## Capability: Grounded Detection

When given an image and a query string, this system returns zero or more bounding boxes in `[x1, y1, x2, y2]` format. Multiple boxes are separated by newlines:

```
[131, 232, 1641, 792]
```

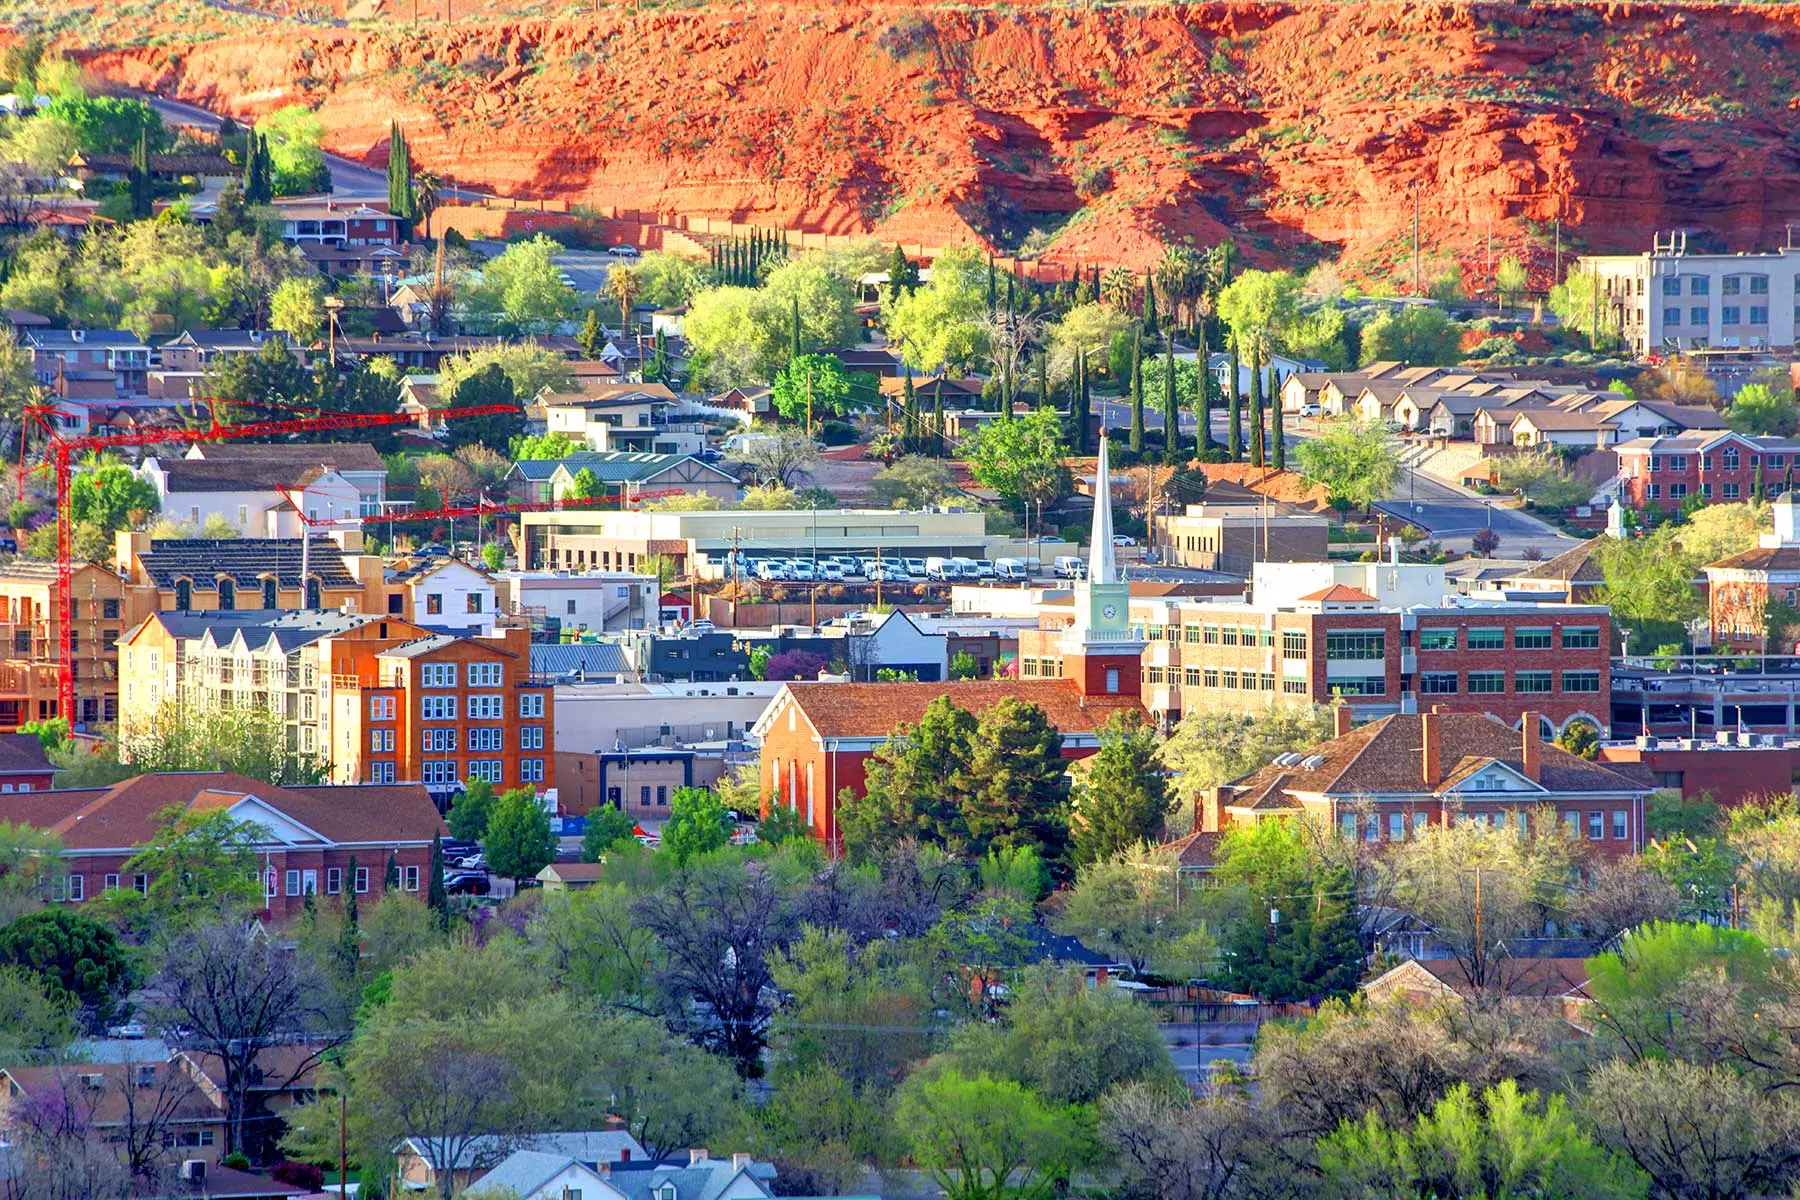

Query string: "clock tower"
[1060, 435, 1146, 698]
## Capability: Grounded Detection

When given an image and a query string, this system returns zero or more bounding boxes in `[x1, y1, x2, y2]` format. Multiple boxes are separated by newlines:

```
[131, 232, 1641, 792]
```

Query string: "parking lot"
[726, 551, 1089, 585]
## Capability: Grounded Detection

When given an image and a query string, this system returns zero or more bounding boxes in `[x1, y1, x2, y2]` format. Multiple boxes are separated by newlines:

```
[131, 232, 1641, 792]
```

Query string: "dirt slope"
[38, 1, 1800, 282]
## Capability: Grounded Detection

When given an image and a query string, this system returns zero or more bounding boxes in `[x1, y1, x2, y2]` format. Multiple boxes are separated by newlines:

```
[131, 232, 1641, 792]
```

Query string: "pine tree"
[987, 258, 997, 316]
[1091, 265, 1101, 300]
[384, 851, 399, 892]
[648, 329, 669, 384]
[1129, 327, 1145, 455]
[1271, 370, 1286, 471]
[1195, 326, 1216, 453]
[1076, 349, 1093, 454]
[888, 244, 911, 303]
[577, 309, 602, 357]
[1249, 346, 1266, 468]
[257, 133, 274, 204]
[1074, 264, 1094, 306]
[127, 128, 152, 220]
[1227, 335, 1243, 462]
[1143, 270, 1159, 337]
[387, 121, 415, 224]
[241, 133, 260, 203]
[427, 834, 449, 932]
[1162, 333, 1180, 464]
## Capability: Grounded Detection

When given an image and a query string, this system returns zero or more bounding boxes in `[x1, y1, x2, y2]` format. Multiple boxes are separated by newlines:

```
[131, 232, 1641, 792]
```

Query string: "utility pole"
[1591, 269, 1601, 353]
[1412, 186, 1421, 296]
[731, 526, 740, 591]
[1553, 217, 1561, 284]
[339, 1088, 348, 1197]
[1472, 867, 1483, 972]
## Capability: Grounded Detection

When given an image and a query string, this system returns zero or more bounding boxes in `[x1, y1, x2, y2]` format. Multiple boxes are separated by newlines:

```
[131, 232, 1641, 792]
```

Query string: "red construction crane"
[29, 402, 518, 723]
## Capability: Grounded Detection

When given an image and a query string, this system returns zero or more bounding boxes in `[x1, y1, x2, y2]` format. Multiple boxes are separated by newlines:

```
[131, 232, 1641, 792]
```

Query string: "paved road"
[141, 93, 388, 197]
[1163, 1026, 1255, 1087]
[1374, 470, 1577, 556]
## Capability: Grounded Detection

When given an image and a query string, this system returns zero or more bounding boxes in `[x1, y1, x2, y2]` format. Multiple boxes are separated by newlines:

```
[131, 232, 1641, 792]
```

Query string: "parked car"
[1111, 534, 1137, 547]
[756, 561, 789, 581]
[925, 556, 954, 580]
[1054, 555, 1087, 579]
[903, 557, 927, 576]
[949, 556, 979, 579]
[995, 557, 1030, 580]
[1300, 403, 1322, 417]
[106, 1022, 146, 1039]
[818, 562, 845, 581]
[608, 244, 641, 258]
[789, 560, 817, 581]
[698, 447, 726, 462]
[445, 872, 491, 896]
[457, 853, 486, 870]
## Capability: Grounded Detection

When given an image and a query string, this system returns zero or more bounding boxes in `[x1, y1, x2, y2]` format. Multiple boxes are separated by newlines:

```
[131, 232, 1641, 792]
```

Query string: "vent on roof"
[1301, 755, 1327, 770]
[1272, 752, 1302, 767]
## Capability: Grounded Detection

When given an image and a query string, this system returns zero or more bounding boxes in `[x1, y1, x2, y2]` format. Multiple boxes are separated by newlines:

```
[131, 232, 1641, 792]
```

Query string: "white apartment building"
[1579, 241, 1800, 357]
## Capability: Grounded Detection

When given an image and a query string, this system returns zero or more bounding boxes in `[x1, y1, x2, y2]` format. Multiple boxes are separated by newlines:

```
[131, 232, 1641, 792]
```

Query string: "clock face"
[1102, 604, 1118, 620]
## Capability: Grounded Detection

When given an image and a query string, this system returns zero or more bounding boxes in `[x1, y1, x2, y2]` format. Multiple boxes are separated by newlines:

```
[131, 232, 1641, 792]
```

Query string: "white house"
[844, 609, 950, 680]
[463, 1152, 611, 1200]
[385, 558, 498, 632]
[500, 571, 660, 633]
[140, 458, 364, 537]
[185, 442, 389, 517]
[1204, 351, 1323, 399]
[541, 383, 677, 451]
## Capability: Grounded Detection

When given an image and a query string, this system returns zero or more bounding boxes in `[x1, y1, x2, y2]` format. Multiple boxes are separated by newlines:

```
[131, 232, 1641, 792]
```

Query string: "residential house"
[0, 735, 55, 792]
[819, 345, 903, 377]
[1706, 491, 1800, 650]
[0, 1061, 225, 1159]
[709, 385, 772, 418]
[0, 559, 141, 728]
[1362, 955, 1595, 1020]
[394, 1129, 647, 1196]
[1493, 538, 1609, 603]
[377, 557, 499, 633]
[67, 151, 234, 193]
[24, 328, 150, 396]
[334, 334, 505, 373]
[541, 383, 679, 451]
[1197, 708, 1653, 857]
[139, 458, 364, 537]
[299, 242, 408, 280]
[158, 330, 295, 373]
[0, 771, 445, 917]
[1208, 351, 1323, 399]
[1506, 408, 1618, 451]
[876, 375, 983, 407]
[500, 571, 660, 635]
[185, 441, 388, 518]
[536, 862, 609, 891]
[504, 451, 738, 508]
[267, 201, 402, 249]
[838, 609, 950, 680]
[1277, 372, 1338, 414]
[175, 1043, 328, 1163]
[1616, 430, 1792, 511]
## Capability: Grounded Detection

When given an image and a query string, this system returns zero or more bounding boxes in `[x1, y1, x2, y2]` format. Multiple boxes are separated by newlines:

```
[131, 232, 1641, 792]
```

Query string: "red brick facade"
[1618, 431, 1794, 512]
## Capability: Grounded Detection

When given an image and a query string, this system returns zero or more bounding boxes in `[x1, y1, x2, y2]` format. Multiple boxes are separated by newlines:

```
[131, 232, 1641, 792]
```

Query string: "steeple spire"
[1088, 434, 1117, 585]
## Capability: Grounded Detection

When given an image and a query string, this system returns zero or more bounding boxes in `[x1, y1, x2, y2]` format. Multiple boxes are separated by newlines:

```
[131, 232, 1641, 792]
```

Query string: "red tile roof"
[1298, 584, 1377, 603]
[0, 773, 445, 850]
[780, 680, 1142, 740]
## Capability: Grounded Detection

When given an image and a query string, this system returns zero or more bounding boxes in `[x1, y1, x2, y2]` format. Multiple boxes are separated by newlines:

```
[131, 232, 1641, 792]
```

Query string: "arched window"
[304, 578, 322, 609]
[174, 580, 191, 612]
[217, 578, 235, 610]
[262, 578, 278, 609]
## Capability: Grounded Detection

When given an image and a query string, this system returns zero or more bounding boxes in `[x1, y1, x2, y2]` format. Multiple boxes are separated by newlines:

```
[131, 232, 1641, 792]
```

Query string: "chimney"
[1333, 701, 1352, 738]
[1388, 536, 1401, 564]
[1201, 787, 1222, 833]
[732, 1154, 753, 1172]
[688, 1149, 708, 1166]
[1421, 711, 1441, 787]
[1521, 712, 1541, 782]
[597, 1163, 612, 1179]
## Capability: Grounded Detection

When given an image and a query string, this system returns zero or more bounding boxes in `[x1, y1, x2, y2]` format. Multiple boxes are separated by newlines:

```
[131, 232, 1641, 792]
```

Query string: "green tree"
[1497, 447, 1592, 509]
[564, 467, 602, 501]
[1728, 382, 1799, 437]
[443, 361, 523, 450]
[100, 805, 267, 934]
[581, 806, 636, 861]
[39, 93, 165, 155]
[962, 408, 1068, 506]
[771, 353, 855, 428]
[386, 120, 415, 223]
[446, 778, 495, 842]
[255, 104, 328, 194]
[684, 258, 861, 388]
[839, 696, 980, 859]
[438, 342, 574, 405]
[1221, 860, 1363, 1001]
[426, 833, 448, 931]
[509, 431, 577, 461]
[963, 698, 1072, 866]
[895, 1069, 1088, 1200]
[269, 274, 325, 345]
[0, 908, 132, 1028]
[1319, 1080, 1646, 1200]
[127, 127, 152, 220]
[1293, 419, 1400, 512]
[1045, 302, 1134, 385]
[1055, 847, 1215, 977]
[1158, 704, 1337, 827]
[950, 650, 980, 680]
[1128, 326, 1145, 454]
[1595, 529, 1704, 647]
[66, 462, 157, 534]
[870, 455, 957, 508]
[482, 786, 556, 885]
[470, 235, 578, 334]
[1494, 255, 1528, 313]
[576, 308, 604, 357]
[1071, 711, 1172, 865]
[480, 542, 505, 571]
[0, 965, 77, 1063]
[660, 786, 733, 865]
[1358, 305, 1464, 366]
[882, 246, 990, 374]
[0, 822, 62, 925]
[119, 700, 327, 786]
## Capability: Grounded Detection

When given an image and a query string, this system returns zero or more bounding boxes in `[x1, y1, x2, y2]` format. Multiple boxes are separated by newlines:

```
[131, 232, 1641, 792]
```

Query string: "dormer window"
[657, 1184, 677, 1200]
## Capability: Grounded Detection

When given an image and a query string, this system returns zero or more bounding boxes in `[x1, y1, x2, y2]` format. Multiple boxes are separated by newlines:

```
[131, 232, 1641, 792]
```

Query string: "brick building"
[755, 436, 1146, 845]
[1706, 491, 1800, 651]
[1199, 708, 1654, 856]
[1597, 735, 1800, 808]
[1152, 504, 1330, 574]
[0, 772, 445, 918]
[1617, 430, 1796, 513]
[327, 625, 555, 802]
[0, 560, 143, 730]
[1125, 583, 1612, 735]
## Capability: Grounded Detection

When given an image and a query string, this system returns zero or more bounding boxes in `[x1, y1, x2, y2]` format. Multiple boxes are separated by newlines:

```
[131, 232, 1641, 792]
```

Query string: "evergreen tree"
[384, 851, 399, 892]
[1196, 326, 1216, 451]
[887, 244, 917, 300]
[902, 369, 918, 449]
[427, 834, 448, 932]
[648, 329, 668, 384]
[1222, 865, 1364, 1002]
[127, 128, 152, 220]
[1076, 348, 1093, 454]
[1226, 335, 1243, 462]
[241, 132, 260, 203]
[1142, 270, 1159, 336]
[1161, 334, 1181, 464]
[1091, 265, 1101, 300]
[1129, 327, 1145, 455]
[1072, 713, 1172, 866]
[987, 258, 997, 317]
[1249, 346, 1266, 468]
[933, 391, 947, 457]
[386, 120, 415, 224]
[791, 293, 802, 363]
[1036, 352, 1051, 411]
[1753, 456, 1765, 502]
[1271, 369, 1286, 471]
[577, 309, 603, 357]
[1074, 264, 1094, 306]
[336, 855, 361, 979]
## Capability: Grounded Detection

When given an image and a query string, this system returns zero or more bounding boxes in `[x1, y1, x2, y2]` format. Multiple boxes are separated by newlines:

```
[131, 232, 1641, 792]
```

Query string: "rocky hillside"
[34, 1, 1800, 282]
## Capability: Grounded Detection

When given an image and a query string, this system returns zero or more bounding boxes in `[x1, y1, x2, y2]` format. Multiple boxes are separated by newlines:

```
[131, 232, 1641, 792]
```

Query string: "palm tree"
[607, 266, 638, 344]
[413, 172, 440, 239]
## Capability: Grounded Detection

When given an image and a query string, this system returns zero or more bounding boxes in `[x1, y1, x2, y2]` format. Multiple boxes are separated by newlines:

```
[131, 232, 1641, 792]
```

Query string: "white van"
[1054, 556, 1087, 579]
[995, 557, 1030, 580]
[925, 556, 954, 580]
[949, 556, 978, 579]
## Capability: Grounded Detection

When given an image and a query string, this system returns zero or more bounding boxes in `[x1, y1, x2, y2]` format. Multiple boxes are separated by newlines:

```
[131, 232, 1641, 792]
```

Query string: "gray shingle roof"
[530, 643, 630, 679]
[136, 539, 359, 590]
[400, 1130, 646, 1171]
[462, 1151, 600, 1198]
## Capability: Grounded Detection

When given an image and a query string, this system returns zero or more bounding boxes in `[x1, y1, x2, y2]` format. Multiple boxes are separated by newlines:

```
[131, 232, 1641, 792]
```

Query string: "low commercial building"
[1597, 734, 1800, 807]
[504, 451, 738, 507]
[1199, 708, 1653, 856]
[1153, 504, 1330, 574]
[0, 771, 445, 918]
[499, 571, 660, 635]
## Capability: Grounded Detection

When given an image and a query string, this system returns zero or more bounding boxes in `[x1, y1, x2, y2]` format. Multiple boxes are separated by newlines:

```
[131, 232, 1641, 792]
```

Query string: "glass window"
[1331, 676, 1385, 696]
[1418, 628, 1458, 651]
[1723, 276, 1741, 295]
[1663, 306, 1681, 326]
[1467, 671, 1506, 694]
[1420, 672, 1458, 694]
[1515, 671, 1552, 694]
[1723, 448, 1740, 470]
[1724, 483, 1741, 500]
[1588, 811, 1604, 840]
[1561, 670, 1602, 693]
[1751, 276, 1769, 295]
[1279, 630, 1307, 658]
[1341, 812, 1356, 839]
[1183, 624, 1200, 643]
[1220, 626, 1239, 646]
[1691, 276, 1709, 295]
[1202, 668, 1219, 688]
[1325, 630, 1386, 660]
[1751, 306, 1769, 325]
[1513, 627, 1552, 650]
[1411, 812, 1429, 837]
[1691, 306, 1708, 326]
[1561, 626, 1600, 649]
[1467, 628, 1505, 650]
[1202, 625, 1219, 645]
[1662, 277, 1681, 296]
[1613, 810, 1628, 839]
[1282, 677, 1308, 695]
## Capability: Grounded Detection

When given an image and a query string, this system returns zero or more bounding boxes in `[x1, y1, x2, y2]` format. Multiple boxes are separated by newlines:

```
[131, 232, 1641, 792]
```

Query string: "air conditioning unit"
[180, 1160, 206, 1183]
[81, 1074, 104, 1090]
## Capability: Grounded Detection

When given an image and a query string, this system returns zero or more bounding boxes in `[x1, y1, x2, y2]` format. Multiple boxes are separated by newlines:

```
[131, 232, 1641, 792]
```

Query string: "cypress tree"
[128, 129, 152, 220]
[1162, 333, 1180, 464]
[1271, 367, 1287, 471]
[1786, 462, 1795, 498]
[578, 309, 602, 357]
[241, 132, 258, 202]
[987, 258, 997, 316]
[902, 369, 918, 449]
[427, 834, 448, 932]
[387, 121, 414, 223]
[1091, 265, 1101, 300]
[1195, 325, 1216, 452]
[888, 244, 911, 302]
[1753, 456, 1765, 502]
[1227, 335, 1243, 462]
[1006, 274, 1016, 319]
[649, 329, 669, 384]
[933, 390, 946, 457]
[1077, 348, 1093, 454]
[1249, 345, 1266, 468]
[384, 851, 399, 892]
[255, 133, 274, 205]
[1129, 327, 1145, 455]
[1143, 270, 1159, 337]
[337, 856, 361, 979]
[1036, 351, 1051, 411]
[791, 294, 802, 363]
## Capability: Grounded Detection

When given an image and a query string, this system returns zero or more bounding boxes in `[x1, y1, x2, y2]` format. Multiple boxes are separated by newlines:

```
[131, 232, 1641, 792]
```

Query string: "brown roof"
[1164, 830, 1223, 869]
[1512, 538, 1606, 584]
[2, 1063, 221, 1129]
[1222, 712, 1647, 810]
[1406, 956, 1593, 999]
[178, 1042, 328, 1094]
[779, 680, 1142, 740]
[1513, 409, 1618, 432]
[192, 441, 386, 475]
[542, 862, 608, 882]
[0, 733, 52, 777]
[0, 773, 445, 851]
[1708, 545, 1800, 572]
